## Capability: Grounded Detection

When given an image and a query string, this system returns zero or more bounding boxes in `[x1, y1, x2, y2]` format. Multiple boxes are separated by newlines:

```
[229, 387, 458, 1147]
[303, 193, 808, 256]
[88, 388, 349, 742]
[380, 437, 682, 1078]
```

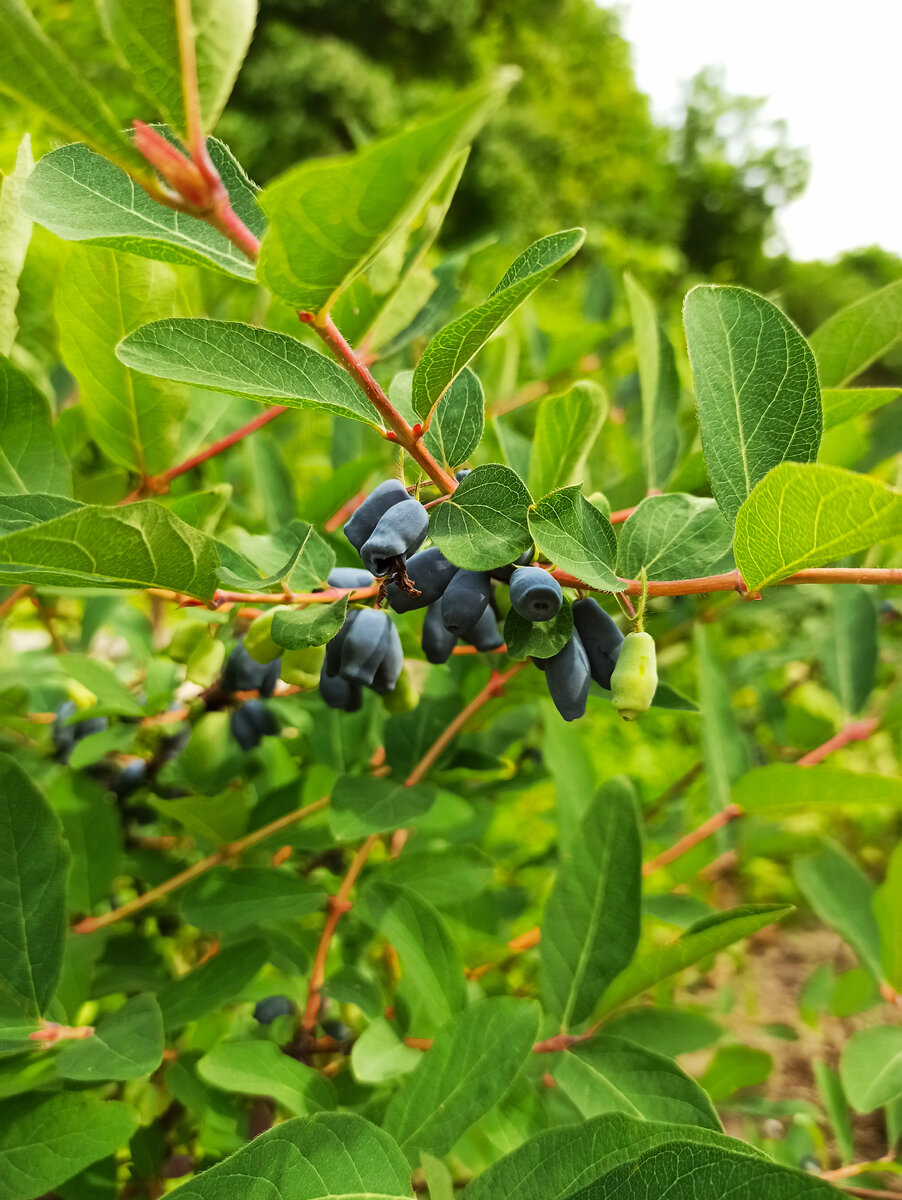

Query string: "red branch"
[642, 804, 743, 876]
[796, 717, 880, 766]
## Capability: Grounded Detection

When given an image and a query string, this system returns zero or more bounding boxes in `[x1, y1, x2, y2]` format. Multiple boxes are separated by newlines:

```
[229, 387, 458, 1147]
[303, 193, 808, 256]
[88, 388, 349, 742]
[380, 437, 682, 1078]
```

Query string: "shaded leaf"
[430, 463, 532, 570]
[874, 842, 902, 991]
[602, 1008, 721, 1058]
[839, 1027, 902, 1112]
[156, 938, 269, 1030]
[528, 486, 619, 590]
[616, 495, 733, 581]
[330, 776, 436, 841]
[527, 381, 607, 499]
[684, 284, 822, 524]
[0, 136, 33, 356]
[504, 602, 573, 662]
[56, 993, 163, 1081]
[794, 841, 883, 978]
[625, 273, 680, 490]
[49, 773, 121, 914]
[699, 1044, 772, 1101]
[822, 585, 878, 716]
[198, 1040, 335, 1117]
[181, 867, 326, 932]
[0, 356, 71, 497]
[424, 367, 485, 468]
[733, 764, 902, 814]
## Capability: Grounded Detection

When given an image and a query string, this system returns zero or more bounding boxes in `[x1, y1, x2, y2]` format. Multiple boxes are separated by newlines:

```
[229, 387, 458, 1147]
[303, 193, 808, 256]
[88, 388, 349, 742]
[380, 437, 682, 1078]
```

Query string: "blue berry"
[253, 995, 294, 1024]
[52, 701, 109, 759]
[339, 609, 392, 687]
[359, 498, 429, 576]
[462, 606, 504, 652]
[371, 622, 404, 694]
[441, 569, 492, 635]
[343, 480, 409, 552]
[572, 598, 624, 689]
[222, 641, 280, 695]
[455, 468, 472, 481]
[544, 631, 591, 721]
[491, 548, 535, 583]
[509, 567, 562, 622]
[230, 700, 278, 750]
[422, 601, 457, 664]
[385, 548, 459, 614]
[319, 665, 363, 712]
[113, 759, 148, 800]
[321, 1018, 352, 1040]
[328, 567, 375, 590]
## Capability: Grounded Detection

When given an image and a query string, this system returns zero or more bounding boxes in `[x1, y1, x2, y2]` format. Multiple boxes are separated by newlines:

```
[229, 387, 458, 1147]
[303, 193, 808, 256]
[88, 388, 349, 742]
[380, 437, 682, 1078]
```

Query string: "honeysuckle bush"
[0, 2, 901, 1198]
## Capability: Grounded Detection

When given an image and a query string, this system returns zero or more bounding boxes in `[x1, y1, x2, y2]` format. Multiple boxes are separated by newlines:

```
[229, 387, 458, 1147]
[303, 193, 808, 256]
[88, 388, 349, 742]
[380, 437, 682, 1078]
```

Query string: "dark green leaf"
[503, 602, 573, 661]
[378, 847, 494, 910]
[0, 356, 70, 497]
[412, 229, 585, 421]
[383, 997, 540, 1160]
[541, 778, 642, 1028]
[55, 993, 163, 1081]
[430, 463, 532, 570]
[684, 285, 822, 524]
[272, 598, 349, 651]
[330, 775, 436, 841]
[602, 1008, 721, 1058]
[424, 367, 484, 468]
[180, 868, 326, 932]
[793, 841, 883, 978]
[822, 585, 878, 716]
[527, 486, 619, 590]
[0, 754, 68, 1020]
[48, 773, 121, 914]
[156, 938, 269, 1030]
[616, 494, 733, 581]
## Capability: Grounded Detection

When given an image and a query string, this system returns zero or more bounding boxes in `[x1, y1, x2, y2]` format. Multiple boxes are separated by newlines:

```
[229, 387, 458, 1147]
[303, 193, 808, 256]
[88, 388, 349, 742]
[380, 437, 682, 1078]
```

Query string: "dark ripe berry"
[324, 609, 361, 676]
[422, 601, 457, 664]
[328, 567, 375, 590]
[340, 609, 392, 687]
[371, 622, 404, 694]
[360, 498, 429, 576]
[509, 566, 563, 622]
[320, 1018, 352, 1040]
[156, 913, 180, 936]
[572, 597, 624, 690]
[52, 701, 108, 758]
[343, 480, 409, 552]
[230, 705, 262, 750]
[222, 641, 272, 694]
[385, 547, 459, 614]
[544, 631, 591, 721]
[462, 606, 504, 652]
[455, 468, 472, 481]
[259, 657, 281, 698]
[491, 547, 535, 583]
[113, 759, 148, 800]
[253, 994, 294, 1024]
[441, 569, 492, 635]
[319, 665, 363, 712]
[242, 699, 279, 737]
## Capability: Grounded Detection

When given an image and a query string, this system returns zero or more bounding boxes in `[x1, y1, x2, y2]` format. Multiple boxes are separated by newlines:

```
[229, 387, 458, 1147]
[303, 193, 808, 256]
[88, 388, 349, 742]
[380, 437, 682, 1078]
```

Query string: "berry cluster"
[221, 641, 281, 749]
[316, 478, 650, 723]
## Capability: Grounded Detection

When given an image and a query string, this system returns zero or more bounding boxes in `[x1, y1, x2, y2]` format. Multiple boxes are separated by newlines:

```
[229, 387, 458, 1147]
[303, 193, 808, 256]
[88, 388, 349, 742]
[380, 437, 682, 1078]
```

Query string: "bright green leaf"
[272, 599, 349, 651]
[528, 486, 620, 590]
[503, 601, 573, 662]
[874, 843, 902, 992]
[794, 842, 883, 978]
[0, 356, 71, 497]
[810, 279, 902, 388]
[350, 1017, 421, 1086]
[55, 993, 163, 1081]
[430, 463, 532, 570]
[0, 135, 33, 356]
[378, 847, 494, 911]
[734, 462, 902, 590]
[616, 494, 733, 582]
[424, 367, 485, 469]
[699, 1044, 772, 1101]
[684, 284, 822, 524]
[156, 938, 269, 1030]
[527, 381, 607, 499]
[602, 1008, 721, 1058]
[840, 1026, 902, 1112]
[822, 586, 878, 716]
[330, 775, 436, 842]
[60, 654, 144, 717]
[695, 625, 748, 821]
[198, 1040, 335, 1117]
[733, 764, 902, 814]
[625, 273, 681, 490]
[823, 387, 902, 430]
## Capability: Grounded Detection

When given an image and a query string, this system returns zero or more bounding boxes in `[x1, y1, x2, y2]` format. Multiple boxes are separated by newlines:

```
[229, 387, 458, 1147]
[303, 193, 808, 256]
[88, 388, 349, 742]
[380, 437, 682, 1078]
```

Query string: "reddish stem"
[642, 804, 743, 876]
[796, 718, 880, 766]
[148, 406, 289, 490]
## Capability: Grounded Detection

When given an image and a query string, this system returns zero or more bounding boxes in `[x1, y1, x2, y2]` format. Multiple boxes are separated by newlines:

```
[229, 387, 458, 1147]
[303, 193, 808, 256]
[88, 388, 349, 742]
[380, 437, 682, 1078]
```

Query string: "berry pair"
[343, 480, 428, 577]
[222, 641, 280, 697]
[320, 608, 404, 712]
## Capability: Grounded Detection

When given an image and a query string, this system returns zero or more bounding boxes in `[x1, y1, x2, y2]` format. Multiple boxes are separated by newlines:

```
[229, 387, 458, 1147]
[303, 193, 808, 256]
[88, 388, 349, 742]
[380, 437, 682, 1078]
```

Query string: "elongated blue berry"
[360, 498, 429, 576]
[510, 566, 562, 622]
[325, 609, 361, 676]
[340, 609, 392, 686]
[544, 631, 591, 721]
[328, 567, 375, 590]
[386, 547, 459, 614]
[422, 601, 456, 664]
[441, 569, 492, 635]
[572, 597, 624, 689]
[319, 664, 363, 712]
[343, 480, 409, 551]
[222, 641, 281, 695]
[371, 622, 404, 694]
[230, 705, 261, 750]
[462, 606, 504, 652]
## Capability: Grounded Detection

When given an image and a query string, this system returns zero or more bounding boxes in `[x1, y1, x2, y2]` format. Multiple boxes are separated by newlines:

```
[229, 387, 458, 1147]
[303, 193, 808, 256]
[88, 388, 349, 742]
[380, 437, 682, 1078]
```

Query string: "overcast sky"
[618, 0, 902, 262]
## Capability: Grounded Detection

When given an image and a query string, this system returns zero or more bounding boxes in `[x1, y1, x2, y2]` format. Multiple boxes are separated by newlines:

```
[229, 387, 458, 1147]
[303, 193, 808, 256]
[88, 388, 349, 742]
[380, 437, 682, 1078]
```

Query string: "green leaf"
[0, 356, 71, 497]
[527, 381, 608, 499]
[616, 494, 733, 581]
[684, 284, 822, 524]
[810, 279, 902, 387]
[412, 229, 585, 421]
[602, 1008, 721, 1058]
[217, 525, 316, 591]
[0, 135, 33, 356]
[554, 1035, 720, 1129]
[0, 754, 68, 1020]
[793, 841, 883, 979]
[541, 778, 642, 1028]
[528, 486, 620, 590]
[24, 139, 263, 281]
[421, 1154, 455, 1200]
[61, 654, 144, 717]
[198, 1040, 335, 1117]
[55, 993, 163, 1081]
[384, 997, 540, 1161]
[56, 246, 188, 476]
[813, 1060, 855, 1166]
[503, 602, 573, 662]
[695, 625, 748, 821]
[0, 493, 81, 533]
[0, 0, 146, 175]
[356, 883, 465, 1034]
[733, 462, 902, 590]
[823, 387, 902, 430]
[822, 586, 878, 716]
[350, 1017, 422, 1085]
[97, 0, 256, 133]
[541, 709, 596, 851]
[156, 938, 269, 1030]
[733, 764, 902, 814]
[596, 905, 793, 1017]
[624, 273, 681, 490]
[180, 867, 326, 932]
[424, 367, 485, 468]
[430, 463, 532, 570]
[465, 1112, 839, 1200]
[330, 776, 436, 842]
[166, 1113, 412, 1200]
[48, 773, 121, 914]
[0, 499, 221, 599]
[271, 599, 349, 651]
[258, 75, 514, 313]
[378, 847, 494, 911]
[117, 318, 380, 427]
[699, 1044, 772, 1101]
[839, 1026, 902, 1112]
[874, 842, 902, 991]
[0, 1092, 139, 1200]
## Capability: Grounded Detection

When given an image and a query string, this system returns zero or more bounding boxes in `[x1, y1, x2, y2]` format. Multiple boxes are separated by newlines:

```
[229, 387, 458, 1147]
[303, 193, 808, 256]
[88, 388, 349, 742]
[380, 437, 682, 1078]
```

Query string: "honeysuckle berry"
[342, 479, 408, 552]
[385, 547, 459, 613]
[371, 621, 404, 694]
[544, 630, 591, 721]
[509, 566, 563, 622]
[319, 664, 363, 712]
[422, 600, 457, 664]
[230, 699, 279, 750]
[491, 548, 535, 583]
[572, 597, 624, 689]
[441, 569, 492, 635]
[610, 631, 657, 720]
[339, 609, 392, 687]
[327, 567, 375, 590]
[359, 497, 429, 576]
[253, 995, 293, 1024]
[462, 605, 504, 652]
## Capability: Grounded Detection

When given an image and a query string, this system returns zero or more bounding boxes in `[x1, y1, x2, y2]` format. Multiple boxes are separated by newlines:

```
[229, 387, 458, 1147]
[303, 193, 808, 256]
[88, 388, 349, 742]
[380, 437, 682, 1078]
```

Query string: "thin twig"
[642, 804, 743, 876]
[796, 718, 880, 766]
[0, 584, 32, 620]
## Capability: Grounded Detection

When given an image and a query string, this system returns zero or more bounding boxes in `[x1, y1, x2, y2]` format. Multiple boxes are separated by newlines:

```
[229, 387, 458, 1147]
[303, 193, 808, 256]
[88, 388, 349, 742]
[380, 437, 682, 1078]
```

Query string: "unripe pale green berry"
[610, 631, 657, 720]
[244, 607, 291, 664]
[280, 645, 326, 689]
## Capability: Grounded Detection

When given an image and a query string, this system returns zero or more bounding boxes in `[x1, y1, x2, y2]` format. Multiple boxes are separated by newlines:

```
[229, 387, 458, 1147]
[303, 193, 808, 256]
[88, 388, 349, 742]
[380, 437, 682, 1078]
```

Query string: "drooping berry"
[544, 631, 591, 721]
[509, 566, 563, 622]
[572, 597, 624, 689]
[441, 569, 492, 635]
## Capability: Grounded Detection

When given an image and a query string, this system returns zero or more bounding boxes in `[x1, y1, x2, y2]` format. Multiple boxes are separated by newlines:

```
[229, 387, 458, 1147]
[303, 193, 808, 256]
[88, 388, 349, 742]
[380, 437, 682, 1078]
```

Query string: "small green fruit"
[186, 635, 226, 687]
[610, 630, 657, 720]
[168, 618, 206, 664]
[244, 608, 290, 664]
[280, 645, 326, 689]
[380, 667, 418, 714]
